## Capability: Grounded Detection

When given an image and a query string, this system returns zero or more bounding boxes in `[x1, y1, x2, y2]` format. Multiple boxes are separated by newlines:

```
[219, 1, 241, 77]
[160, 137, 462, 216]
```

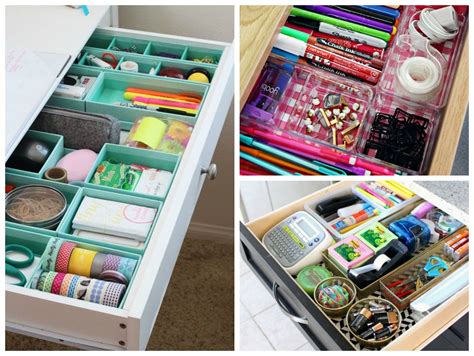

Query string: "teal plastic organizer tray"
[6, 227, 142, 309]
[84, 143, 180, 200]
[58, 187, 163, 254]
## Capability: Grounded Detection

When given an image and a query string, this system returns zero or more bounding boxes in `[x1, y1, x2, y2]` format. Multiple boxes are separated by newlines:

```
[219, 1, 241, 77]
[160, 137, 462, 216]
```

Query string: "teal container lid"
[296, 265, 333, 295]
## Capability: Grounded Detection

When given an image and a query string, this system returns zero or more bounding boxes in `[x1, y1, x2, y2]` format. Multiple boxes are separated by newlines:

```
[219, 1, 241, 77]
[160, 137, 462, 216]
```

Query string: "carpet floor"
[6, 236, 234, 351]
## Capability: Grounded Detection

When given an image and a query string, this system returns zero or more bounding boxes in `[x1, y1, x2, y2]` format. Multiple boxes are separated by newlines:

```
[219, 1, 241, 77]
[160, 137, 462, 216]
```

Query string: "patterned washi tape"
[42, 238, 62, 271]
[86, 279, 107, 304]
[55, 241, 77, 273]
[102, 254, 121, 272]
[60, 273, 75, 296]
[117, 257, 137, 282]
[30, 269, 43, 290]
[42, 271, 58, 293]
[36, 272, 47, 291]
[67, 275, 80, 298]
[73, 276, 93, 300]
[51, 272, 67, 294]
[102, 282, 126, 308]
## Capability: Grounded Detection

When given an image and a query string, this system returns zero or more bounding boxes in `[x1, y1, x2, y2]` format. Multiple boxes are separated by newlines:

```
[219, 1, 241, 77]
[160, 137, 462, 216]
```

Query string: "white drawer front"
[6, 26, 234, 350]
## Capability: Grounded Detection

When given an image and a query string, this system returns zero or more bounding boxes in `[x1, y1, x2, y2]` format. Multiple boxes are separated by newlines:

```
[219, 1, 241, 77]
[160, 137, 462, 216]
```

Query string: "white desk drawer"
[6, 26, 234, 350]
[240, 181, 468, 350]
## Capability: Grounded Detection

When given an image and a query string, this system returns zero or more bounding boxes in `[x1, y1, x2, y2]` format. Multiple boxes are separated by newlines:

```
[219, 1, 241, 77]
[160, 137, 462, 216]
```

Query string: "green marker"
[291, 7, 391, 42]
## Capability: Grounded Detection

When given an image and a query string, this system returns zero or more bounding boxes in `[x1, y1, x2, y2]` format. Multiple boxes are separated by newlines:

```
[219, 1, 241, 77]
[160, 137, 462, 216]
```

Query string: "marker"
[354, 186, 390, 208]
[133, 96, 200, 110]
[287, 17, 386, 57]
[240, 151, 293, 176]
[285, 16, 387, 49]
[241, 133, 343, 176]
[240, 145, 317, 175]
[359, 182, 394, 207]
[297, 5, 397, 34]
[378, 181, 412, 200]
[242, 127, 396, 175]
[360, 6, 400, 20]
[276, 33, 381, 84]
[291, 7, 391, 42]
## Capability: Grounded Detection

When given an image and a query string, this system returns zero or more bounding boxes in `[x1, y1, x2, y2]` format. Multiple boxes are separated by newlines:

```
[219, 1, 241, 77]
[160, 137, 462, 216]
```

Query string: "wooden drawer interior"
[244, 181, 469, 350]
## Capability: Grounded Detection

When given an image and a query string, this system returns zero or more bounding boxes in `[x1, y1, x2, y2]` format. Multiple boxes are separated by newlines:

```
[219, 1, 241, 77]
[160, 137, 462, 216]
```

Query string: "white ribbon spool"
[120, 60, 139, 72]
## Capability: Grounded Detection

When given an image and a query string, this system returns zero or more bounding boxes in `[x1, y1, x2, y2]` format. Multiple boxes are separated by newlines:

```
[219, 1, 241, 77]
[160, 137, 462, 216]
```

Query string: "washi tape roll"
[120, 60, 139, 72]
[86, 279, 107, 304]
[67, 275, 80, 298]
[90, 253, 107, 278]
[51, 272, 67, 294]
[60, 273, 75, 296]
[68, 247, 97, 277]
[36, 272, 47, 291]
[30, 270, 43, 290]
[42, 271, 58, 293]
[73, 276, 93, 300]
[42, 238, 63, 271]
[102, 254, 121, 272]
[117, 257, 137, 282]
[102, 282, 126, 308]
[55, 241, 77, 273]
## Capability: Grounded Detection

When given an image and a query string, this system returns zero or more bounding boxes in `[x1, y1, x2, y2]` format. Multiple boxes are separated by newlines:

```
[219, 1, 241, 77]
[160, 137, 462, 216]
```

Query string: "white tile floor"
[240, 256, 313, 351]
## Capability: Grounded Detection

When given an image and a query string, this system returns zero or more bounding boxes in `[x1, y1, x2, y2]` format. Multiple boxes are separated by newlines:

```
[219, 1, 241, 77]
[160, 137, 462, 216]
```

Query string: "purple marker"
[299, 5, 395, 35]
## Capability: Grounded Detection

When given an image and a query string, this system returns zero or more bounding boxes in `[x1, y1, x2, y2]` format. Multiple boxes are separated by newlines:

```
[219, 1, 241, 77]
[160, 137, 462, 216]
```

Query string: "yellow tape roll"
[68, 248, 97, 277]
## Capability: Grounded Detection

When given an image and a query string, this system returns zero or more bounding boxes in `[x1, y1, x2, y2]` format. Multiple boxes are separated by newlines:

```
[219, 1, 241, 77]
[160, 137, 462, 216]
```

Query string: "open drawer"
[5, 24, 234, 350]
[240, 6, 469, 175]
[240, 181, 468, 350]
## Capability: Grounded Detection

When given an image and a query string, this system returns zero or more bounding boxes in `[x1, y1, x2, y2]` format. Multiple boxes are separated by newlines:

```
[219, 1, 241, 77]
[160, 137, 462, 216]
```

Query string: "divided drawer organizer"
[240, 181, 469, 350]
[240, 5, 469, 175]
[5, 27, 233, 350]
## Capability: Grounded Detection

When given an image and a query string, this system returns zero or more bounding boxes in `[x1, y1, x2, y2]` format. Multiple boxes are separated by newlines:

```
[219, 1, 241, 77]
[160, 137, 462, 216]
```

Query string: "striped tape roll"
[35, 271, 47, 291]
[67, 275, 80, 298]
[60, 273, 75, 296]
[42, 271, 58, 293]
[55, 241, 77, 273]
[51, 272, 67, 294]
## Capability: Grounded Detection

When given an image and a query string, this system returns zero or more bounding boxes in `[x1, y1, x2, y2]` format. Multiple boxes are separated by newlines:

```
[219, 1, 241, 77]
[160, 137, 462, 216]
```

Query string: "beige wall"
[118, 6, 235, 228]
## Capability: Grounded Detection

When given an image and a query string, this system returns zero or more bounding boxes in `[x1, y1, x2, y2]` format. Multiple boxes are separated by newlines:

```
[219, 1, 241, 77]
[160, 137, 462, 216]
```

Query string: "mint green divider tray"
[13, 228, 142, 309]
[85, 33, 114, 49]
[58, 187, 163, 255]
[47, 66, 104, 111]
[185, 46, 222, 65]
[108, 36, 151, 55]
[6, 227, 52, 287]
[78, 48, 162, 77]
[5, 173, 82, 237]
[85, 71, 208, 126]
[6, 130, 64, 179]
[146, 40, 187, 59]
[83, 143, 180, 200]
[156, 58, 216, 83]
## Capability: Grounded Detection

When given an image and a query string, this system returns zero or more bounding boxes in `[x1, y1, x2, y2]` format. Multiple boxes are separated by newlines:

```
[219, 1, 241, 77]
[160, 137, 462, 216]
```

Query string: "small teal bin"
[156, 58, 216, 83]
[5, 173, 82, 237]
[84, 143, 180, 200]
[6, 131, 64, 179]
[146, 41, 187, 59]
[47, 66, 103, 111]
[6, 227, 142, 309]
[85, 33, 114, 49]
[109, 36, 151, 55]
[85, 71, 208, 125]
[185, 46, 222, 65]
[58, 187, 162, 254]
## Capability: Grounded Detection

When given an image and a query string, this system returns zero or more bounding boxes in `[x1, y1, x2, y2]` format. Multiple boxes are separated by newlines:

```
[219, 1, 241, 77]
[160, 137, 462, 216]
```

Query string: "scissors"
[6, 244, 35, 286]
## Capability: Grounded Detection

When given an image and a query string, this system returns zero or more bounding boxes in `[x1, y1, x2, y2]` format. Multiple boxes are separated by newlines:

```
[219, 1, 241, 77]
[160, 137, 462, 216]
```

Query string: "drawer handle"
[201, 163, 217, 180]
[272, 282, 309, 325]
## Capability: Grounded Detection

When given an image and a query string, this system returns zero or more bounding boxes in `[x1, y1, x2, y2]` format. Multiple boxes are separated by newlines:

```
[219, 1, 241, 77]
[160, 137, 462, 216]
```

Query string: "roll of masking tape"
[68, 248, 97, 277]
[120, 60, 139, 72]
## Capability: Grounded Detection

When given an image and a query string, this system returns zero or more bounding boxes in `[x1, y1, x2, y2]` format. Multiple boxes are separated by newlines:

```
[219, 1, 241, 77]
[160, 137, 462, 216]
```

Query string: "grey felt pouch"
[31, 107, 121, 153]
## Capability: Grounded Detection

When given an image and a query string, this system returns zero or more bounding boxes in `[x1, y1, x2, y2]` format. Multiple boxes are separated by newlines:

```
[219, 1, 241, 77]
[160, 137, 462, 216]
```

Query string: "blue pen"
[240, 151, 293, 176]
[361, 6, 400, 19]
[241, 134, 343, 176]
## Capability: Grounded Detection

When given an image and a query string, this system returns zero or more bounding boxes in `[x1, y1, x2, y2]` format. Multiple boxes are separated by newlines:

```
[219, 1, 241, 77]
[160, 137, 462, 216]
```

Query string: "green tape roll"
[296, 265, 333, 295]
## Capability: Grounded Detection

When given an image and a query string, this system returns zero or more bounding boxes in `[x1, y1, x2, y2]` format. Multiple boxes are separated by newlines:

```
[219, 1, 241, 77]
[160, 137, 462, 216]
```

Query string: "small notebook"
[72, 197, 156, 241]
[73, 230, 145, 249]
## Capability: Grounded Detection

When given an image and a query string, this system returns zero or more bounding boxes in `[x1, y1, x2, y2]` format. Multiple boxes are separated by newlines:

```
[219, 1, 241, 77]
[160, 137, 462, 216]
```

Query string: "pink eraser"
[411, 202, 435, 219]
[56, 149, 98, 182]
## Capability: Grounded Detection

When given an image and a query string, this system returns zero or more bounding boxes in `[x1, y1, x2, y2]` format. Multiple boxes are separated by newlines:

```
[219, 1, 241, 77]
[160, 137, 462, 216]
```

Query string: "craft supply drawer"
[240, 182, 468, 350]
[5, 25, 234, 350]
[240, 6, 469, 175]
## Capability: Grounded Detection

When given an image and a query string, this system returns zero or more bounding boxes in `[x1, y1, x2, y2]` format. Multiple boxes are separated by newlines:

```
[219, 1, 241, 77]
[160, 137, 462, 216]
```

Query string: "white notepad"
[73, 230, 145, 249]
[72, 197, 157, 241]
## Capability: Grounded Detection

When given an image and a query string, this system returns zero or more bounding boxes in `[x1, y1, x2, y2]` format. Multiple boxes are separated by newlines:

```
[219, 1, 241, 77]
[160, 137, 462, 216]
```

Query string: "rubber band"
[101, 52, 118, 68]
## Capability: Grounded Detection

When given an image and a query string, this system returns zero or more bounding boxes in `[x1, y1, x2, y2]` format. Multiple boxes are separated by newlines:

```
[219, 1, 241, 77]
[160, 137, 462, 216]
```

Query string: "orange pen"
[240, 146, 319, 175]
